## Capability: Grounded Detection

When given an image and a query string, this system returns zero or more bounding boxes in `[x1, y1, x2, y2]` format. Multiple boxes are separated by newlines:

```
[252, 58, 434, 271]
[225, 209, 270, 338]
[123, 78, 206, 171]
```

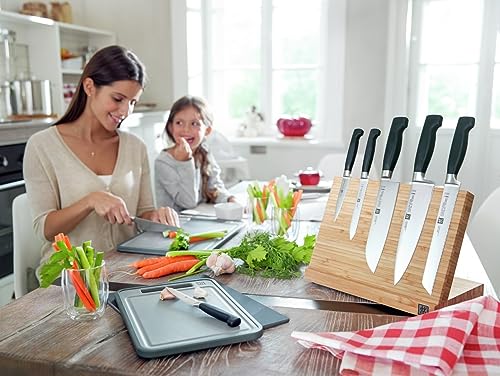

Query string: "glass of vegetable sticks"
[247, 181, 271, 225]
[61, 261, 109, 320]
[271, 205, 300, 241]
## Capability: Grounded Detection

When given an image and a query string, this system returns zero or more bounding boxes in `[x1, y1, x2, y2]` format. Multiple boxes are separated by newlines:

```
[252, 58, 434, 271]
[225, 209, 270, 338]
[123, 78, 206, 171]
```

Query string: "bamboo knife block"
[305, 176, 482, 315]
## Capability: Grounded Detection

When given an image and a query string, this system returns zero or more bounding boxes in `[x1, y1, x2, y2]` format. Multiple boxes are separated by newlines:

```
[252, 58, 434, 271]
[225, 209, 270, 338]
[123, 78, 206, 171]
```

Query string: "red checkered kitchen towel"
[292, 296, 500, 375]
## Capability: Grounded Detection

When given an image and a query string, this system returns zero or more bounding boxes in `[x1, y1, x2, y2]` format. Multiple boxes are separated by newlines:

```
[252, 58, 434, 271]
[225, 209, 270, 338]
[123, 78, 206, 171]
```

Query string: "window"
[408, 0, 500, 129]
[173, 0, 344, 139]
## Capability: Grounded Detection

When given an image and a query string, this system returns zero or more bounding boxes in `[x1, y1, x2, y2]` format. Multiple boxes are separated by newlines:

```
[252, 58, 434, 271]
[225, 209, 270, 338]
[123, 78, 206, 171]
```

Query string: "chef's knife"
[334, 128, 364, 221]
[166, 287, 241, 327]
[132, 216, 181, 233]
[394, 114, 443, 285]
[365, 117, 409, 272]
[349, 128, 381, 239]
[421, 116, 475, 294]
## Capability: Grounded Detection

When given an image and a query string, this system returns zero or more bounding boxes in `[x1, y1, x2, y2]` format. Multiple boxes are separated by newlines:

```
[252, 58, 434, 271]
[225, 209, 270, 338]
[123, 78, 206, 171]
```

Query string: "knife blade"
[394, 114, 443, 285]
[365, 117, 409, 272]
[421, 116, 475, 295]
[166, 287, 241, 327]
[132, 216, 181, 233]
[334, 128, 364, 221]
[349, 128, 381, 239]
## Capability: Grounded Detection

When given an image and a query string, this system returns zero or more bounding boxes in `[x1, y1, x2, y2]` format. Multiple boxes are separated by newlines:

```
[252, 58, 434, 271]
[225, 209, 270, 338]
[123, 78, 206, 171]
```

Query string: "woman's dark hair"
[54, 45, 146, 125]
[165, 95, 218, 203]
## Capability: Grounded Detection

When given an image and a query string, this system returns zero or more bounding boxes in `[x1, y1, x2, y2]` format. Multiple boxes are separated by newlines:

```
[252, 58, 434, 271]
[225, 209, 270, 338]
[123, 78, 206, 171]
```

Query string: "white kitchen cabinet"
[0, 10, 115, 117]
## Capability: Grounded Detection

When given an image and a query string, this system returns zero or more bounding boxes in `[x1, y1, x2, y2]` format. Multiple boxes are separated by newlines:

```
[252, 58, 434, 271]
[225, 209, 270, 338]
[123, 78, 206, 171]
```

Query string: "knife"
[349, 128, 381, 239]
[166, 287, 242, 327]
[132, 216, 181, 233]
[365, 117, 409, 272]
[334, 128, 364, 221]
[394, 114, 443, 285]
[421, 116, 475, 294]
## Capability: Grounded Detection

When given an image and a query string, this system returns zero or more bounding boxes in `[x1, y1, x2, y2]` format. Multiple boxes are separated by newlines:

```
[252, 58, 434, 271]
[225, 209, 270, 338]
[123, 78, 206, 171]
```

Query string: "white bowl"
[214, 202, 244, 221]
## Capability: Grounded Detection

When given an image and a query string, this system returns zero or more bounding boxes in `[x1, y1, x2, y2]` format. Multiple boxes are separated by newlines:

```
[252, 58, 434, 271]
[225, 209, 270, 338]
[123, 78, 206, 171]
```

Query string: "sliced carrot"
[52, 242, 60, 251]
[168, 231, 177, 239]
[292, 190, 303, 216]
[255, 199, 265, 223]
[69, 271, 95, 312]
[189, 236, 211, 243]
[63, 235, 72, 250]
[136, 255, 197, 276]
[142, 259, 199, 279]
[71, 262, 96, 310]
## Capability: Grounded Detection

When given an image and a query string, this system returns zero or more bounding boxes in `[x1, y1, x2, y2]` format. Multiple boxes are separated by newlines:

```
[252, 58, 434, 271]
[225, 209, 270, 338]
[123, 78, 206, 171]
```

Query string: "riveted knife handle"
[382, 117, 409, 172]
[344, 128, 364, 172]
[199, 302, 241, 327]
[414, 114, 443, 173]
[362, 128, 381, 174]
[447, 116, 475, 176]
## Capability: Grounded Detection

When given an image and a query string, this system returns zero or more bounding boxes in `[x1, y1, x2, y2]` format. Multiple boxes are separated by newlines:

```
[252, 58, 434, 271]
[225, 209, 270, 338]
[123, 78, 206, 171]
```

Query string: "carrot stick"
[69, 271, 95, 311]
[131, 256, 171, 269]
[292, 190, 303, 216]
[142, 259, 199, 279]
[136, 255, 197, 276]
[188, 236, 210, 243]
[70, 263, 96, 310]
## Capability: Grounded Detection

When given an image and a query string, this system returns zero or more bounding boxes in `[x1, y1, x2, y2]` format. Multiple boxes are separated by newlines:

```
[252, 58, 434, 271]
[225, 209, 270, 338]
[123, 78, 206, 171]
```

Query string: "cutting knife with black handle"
[421, 116, 475, 295]
[166, 287, 242, 327]
[394, 114, 443, 285]
[334, 128, 364, 221]
[132, 216, 181, 233]
[365, 117, 409, 272]
[349, 128, 381, 239]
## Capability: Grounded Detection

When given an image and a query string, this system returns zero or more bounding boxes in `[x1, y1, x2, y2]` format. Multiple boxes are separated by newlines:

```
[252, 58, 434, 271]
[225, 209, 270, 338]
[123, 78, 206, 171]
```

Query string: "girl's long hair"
[165, 95, 218, 203]
[54, 45, 146, 125]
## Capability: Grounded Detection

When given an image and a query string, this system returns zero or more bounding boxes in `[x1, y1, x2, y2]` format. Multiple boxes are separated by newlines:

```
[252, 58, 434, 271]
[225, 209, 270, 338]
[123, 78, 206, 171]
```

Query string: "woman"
[24, 45, 179, 274]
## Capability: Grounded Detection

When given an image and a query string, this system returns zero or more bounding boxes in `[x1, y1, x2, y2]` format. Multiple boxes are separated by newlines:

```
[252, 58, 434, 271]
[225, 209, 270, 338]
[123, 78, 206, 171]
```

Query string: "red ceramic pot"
[298, 167, 321, 186]
[276, 116, 312, 137]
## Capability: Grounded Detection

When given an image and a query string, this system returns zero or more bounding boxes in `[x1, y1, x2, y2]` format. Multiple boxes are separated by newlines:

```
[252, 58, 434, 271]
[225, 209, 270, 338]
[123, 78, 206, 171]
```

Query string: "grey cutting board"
[117, 217, 244, 255]
[115, 278, 263, 358]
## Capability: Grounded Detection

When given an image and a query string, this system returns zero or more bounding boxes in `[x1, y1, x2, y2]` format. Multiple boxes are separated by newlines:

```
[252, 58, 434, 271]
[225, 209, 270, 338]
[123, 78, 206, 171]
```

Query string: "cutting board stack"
[305, 115, 482, 315]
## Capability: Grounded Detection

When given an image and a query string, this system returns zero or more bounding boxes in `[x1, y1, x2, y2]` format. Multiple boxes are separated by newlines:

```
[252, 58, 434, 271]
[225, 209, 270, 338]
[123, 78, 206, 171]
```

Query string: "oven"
[0, 142, 26, 283]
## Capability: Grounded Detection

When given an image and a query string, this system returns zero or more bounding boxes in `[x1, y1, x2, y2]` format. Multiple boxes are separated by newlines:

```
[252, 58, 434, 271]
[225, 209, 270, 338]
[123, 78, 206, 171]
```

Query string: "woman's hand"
[143, 207, 180, 227]
[171, 137, 192, 161]
[89, 191, 132, 225]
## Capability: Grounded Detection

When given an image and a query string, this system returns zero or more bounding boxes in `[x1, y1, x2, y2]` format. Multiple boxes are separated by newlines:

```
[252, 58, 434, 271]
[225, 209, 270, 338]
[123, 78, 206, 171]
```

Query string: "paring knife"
[349, 128, 381, 239]
[365, 117, 408, 272]
[132, 216, 181, 233]
[421, 116, 475, 295]
[334, 128, 364, 221]
[394, 114, 443, 285]
[166, 287, 242, 327]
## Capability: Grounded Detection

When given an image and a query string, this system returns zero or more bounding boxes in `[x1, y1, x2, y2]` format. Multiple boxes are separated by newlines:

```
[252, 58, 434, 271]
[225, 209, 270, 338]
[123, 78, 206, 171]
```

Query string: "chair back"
[467, 186, 500, 297]
[12, 193, 42, 298]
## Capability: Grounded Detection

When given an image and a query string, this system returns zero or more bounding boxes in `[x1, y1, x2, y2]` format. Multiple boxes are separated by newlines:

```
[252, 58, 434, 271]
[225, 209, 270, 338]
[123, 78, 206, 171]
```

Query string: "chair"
[466, 186, 500, 297]
[317, 153, 378, 180]
[12, 193, 43, 298]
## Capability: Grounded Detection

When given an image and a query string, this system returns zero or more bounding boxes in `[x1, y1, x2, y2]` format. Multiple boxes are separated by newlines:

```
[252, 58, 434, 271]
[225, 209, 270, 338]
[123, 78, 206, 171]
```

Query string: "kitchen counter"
[0, 118, 55, 145]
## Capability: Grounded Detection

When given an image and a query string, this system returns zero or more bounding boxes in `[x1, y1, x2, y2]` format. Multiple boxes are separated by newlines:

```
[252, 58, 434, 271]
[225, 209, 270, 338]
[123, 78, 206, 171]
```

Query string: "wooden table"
[0, 286, 407, 376]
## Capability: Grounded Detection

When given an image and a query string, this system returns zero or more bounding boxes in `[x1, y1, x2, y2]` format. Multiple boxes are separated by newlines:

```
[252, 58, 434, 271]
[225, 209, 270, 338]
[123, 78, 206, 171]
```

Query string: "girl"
[24, 45, 179, 275]
[155, 95, 236, 212]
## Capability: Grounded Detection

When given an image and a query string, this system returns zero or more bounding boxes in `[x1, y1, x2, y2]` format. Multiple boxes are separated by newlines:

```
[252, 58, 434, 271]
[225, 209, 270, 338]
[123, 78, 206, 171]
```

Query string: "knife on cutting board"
[167, 287, 242, 327]
[365, 117, 408, 272]
[394, 114, 443, 285]
[132, 216, 181, 233]
[421, 116, 475, 295]
[349, 128, 381, 239]
[334, 128, 364, 221]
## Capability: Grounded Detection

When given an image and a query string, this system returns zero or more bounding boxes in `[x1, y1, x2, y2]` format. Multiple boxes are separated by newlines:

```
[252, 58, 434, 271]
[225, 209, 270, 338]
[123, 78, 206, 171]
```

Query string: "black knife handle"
[362, 128, 381, 174]
[413, 115, 443, 173]
[199, 302, 241, 327]
[382, 117, 409, 171]
[344, 128, 364, 172]
[447, 116, 475, 175]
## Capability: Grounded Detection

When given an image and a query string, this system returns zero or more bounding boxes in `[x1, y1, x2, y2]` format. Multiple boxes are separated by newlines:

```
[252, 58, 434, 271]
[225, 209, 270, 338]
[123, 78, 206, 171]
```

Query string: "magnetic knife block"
[305, 176, 482, 315]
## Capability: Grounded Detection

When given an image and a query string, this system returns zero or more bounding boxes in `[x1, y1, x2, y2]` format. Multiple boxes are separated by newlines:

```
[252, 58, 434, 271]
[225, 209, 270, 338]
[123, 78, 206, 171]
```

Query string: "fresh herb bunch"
[225, 231, 315, 279]
[169, 230, 190, 251]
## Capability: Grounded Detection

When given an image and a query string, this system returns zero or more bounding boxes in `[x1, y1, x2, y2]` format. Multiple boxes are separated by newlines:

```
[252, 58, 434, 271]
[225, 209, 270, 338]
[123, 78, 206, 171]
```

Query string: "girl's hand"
[144, 207, 180, 227]
[89, 191, 132, 225]
[171, 137, 192, 161]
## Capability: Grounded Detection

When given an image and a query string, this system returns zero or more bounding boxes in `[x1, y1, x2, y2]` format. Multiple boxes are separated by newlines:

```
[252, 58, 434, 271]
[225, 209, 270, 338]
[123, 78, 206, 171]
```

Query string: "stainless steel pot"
[10, 79, 52, 116]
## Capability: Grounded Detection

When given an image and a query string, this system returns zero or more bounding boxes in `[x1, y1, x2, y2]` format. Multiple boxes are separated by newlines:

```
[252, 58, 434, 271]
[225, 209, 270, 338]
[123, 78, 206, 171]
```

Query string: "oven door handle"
[0, 179, 25, 191]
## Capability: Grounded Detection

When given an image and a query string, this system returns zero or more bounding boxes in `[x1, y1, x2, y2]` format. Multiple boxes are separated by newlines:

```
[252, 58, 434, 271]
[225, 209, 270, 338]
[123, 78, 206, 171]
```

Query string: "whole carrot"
[142, 259, 199, 279]
[136, 255, 197, 276]
[131, 256, 171, 269]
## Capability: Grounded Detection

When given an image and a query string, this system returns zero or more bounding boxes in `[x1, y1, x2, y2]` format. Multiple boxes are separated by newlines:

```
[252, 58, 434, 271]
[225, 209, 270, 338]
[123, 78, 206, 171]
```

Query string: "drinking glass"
[271, 206, 300, 241]
[248, 196, 269, 225]
[61, 261, 109, 320]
